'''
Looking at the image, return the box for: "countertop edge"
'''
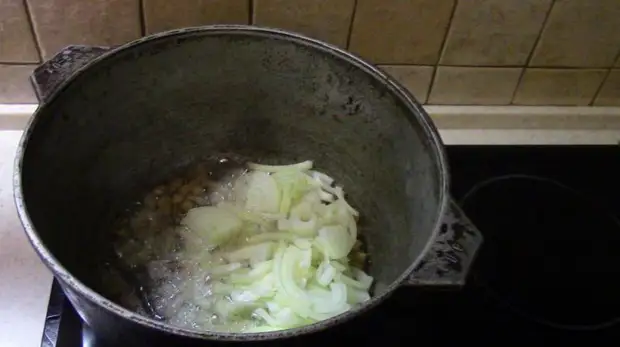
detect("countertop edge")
[2,104,620,144]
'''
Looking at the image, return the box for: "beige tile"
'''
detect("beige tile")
[349,0,454,64]
[27,0,141,59]
[513,69,607,106]
[0,65,36,103]
[427,67,521,105]
[379,65,433,103]
[594,70,620,106]
[144,0,249,34]
[254,0,354,47]
[441,0,551,66]
[0,0,39,62]
[530,0,620,67]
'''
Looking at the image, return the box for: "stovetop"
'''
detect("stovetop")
[41,145,620,346]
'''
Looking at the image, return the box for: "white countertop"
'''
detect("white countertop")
[0,131,53,347]
[1,127,619,346]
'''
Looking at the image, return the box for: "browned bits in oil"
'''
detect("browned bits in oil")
[110,159,371,317]
[157,195,172,215]
[188,196,204,205]
[204,180,218,190]
[350,251,367,269]
[190,185,204,196]
[172,193,184,205]
[115,227,129,238]
[144,192,158,210]
[181,200,194,213]
[350,239,368,269]
[179,184,192,195]
[190,163,208,178]
[170,178,183,191]
[129,211,147,230]
[153,186,166,196]
[128,210,163,238]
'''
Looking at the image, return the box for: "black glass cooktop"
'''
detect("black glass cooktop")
[40,145,620,346]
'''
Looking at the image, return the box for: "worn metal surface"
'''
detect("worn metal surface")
[30,45,109,102]
[16,26,480,345]
[409,200,482,286]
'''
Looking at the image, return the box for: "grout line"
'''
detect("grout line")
[590,69,612,106]
[509,0,556,104]
[249,0,254,25]
[436,0,459,66]
[420,68,432,103]
[524,0,556,67]
[375,63,613,70]
[526,64,613,70]
[590,48,620,106]
[426,65,440,104]
[138,0,147,36]
[426,0,459,103]
[387,63,523,68]
[0,62,41,66]
[344,0,358,50]
[389,64,609,70]
[22,0,43,62]
[435,0,458,66]
[377,64,435,68]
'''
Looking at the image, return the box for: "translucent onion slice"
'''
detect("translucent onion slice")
[181,206,243,247]
[177,160,373,332]
[248,160,313,173]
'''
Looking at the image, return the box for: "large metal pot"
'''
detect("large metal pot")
[15,26,482,346]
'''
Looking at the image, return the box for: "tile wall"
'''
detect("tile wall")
[1,0,620,107]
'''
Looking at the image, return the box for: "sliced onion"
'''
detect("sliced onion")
[177,161,373,332]
[315,225,354,260]
[223,242,275,264]
[181,206,243,247]
[248,160,313,173]
[243,171,281,213]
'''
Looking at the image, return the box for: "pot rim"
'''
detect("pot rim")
[13,24,450,341]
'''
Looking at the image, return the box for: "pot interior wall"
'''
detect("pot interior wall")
[20,30,444,298]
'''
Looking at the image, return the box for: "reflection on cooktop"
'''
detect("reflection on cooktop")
[460,174,620,330]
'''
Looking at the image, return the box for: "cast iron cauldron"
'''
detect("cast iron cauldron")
[15,26,482,346]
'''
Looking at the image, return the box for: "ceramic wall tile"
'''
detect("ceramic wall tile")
[441,0,551,66]
[144,0,249,34]
[349,0,454,64]
[428,67,521,105]
[254,0,354,47]
[0,0,39,62]
[0,65,36,103]
[513,68,607,105]
[379,65,434,103]
[530,0,620,67]
[594,70,620,106]
[27,0,141,59]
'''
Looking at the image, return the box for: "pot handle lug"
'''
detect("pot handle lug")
[406,199,483,287]
[31,45,110,103]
